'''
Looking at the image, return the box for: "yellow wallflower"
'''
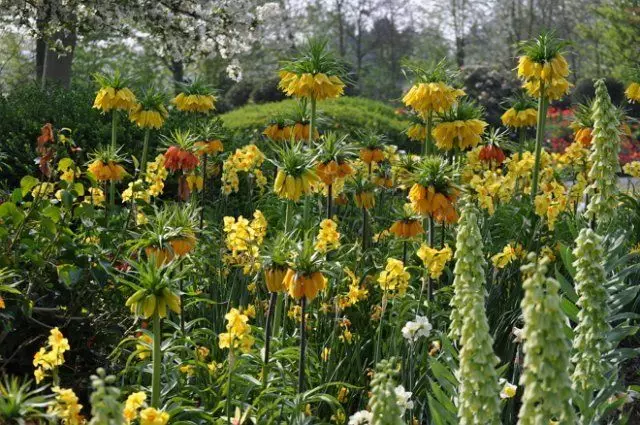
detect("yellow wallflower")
[123,391,147,424]
[377,258,410,296]
[625,82,640,103]
[534,180,568,230]
[623,161,640,178]
[491,244,521,269]
[33,328,70,383]
[315,219,341,253]
[139,407,170,425]
[417,244,453,279]
[218,308,254,353]
[50,387,84,425]
[222,144,265,194]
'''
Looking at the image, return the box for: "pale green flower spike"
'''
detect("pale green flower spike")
[449,199,486,341]
[518,254,576,425]
[369,359,405,425]
[572,228,611,395]
[89,368,125,425]
[585,79,621,228]
[452,200,501,425]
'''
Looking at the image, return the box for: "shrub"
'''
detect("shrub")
[223,80,254,109]
[250,77,285,104]
[463,66,520,127]
[572,77,625,105]
[0,82,143,187]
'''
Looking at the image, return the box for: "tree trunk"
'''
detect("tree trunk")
[41,30,77,88]
[455,36,465,67]
[171,60,184,91]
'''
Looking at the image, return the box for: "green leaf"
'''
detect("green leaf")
[57,264,82,287]
[20,175,39,196]
[42,205,62,223]
[73,182,85,196]
[0,202,24,224]
[57,157,75,171]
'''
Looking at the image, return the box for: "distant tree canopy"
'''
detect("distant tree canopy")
[0,0,638,107]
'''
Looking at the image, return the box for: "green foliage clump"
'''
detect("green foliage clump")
[571,228,611,394]
[518,255,576,425]
[585,79,621,229]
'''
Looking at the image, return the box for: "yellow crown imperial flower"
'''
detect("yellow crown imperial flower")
[93,86,137,113]
[171,92,216,113]
[402,82,465,115]
[129,104,168,129]
[284,269,327,301]
[501,107,537,128]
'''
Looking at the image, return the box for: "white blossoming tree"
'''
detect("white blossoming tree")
[0,0,280,86]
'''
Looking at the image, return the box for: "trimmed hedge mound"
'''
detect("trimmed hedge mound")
[220,97,413,146]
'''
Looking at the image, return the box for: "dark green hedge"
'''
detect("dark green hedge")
[220,97,413,146]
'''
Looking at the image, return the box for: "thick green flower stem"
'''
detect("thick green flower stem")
[424,112,434,156]
[298,297,307,393]
[226,347,235,425]
[309,97,317,145]
[518,127,526,157]
[263,292,278,386]
[151,310,162,408]
[402,240,408,264]
[179,278,185,335]
[272,292,284,338]
[109,111,118,213]
[427,216,434,301]
[362,207,368,249]
[530,88,549,204]
[141,128,151,175]
[200,153,208,229]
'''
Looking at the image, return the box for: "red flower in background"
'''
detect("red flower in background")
[36,123,55,177]
[479,144,506,165]
[164,146,199,172]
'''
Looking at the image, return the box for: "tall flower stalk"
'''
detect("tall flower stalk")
[516,33,571,204]
[122,259,182,408]
[129,87,168,173]
[92,71,137,213]
[282,237,326,393]
[572,228,611,422]
[518,254,576,424]
[585,79,621,229]
[401,59,464,156]
[278,38,346,146]
[449,200,501,424]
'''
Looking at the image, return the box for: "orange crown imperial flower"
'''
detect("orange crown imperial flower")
[284,269,327,301]
[389,219,424,238]
[88,160,126,182]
